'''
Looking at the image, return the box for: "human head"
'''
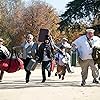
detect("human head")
[86,29,95,39]
[26,33,34,43]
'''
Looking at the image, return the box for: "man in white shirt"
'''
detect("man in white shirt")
[72,28,100,86]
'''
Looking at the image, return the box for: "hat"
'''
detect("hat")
[86,29,95,33]
[0,38,4,42]
[62,38,68,41]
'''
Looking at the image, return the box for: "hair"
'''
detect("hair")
[26,33,33,39]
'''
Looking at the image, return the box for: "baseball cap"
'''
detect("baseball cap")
[62,38,68,41]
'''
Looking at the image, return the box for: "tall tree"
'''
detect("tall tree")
[18,1,60,43]
[0,0,22,47]
[59,0,100,32]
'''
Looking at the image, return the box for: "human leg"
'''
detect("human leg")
[57,65,63,79]
[89,59,99,83]
[0,70,4,82]
[79,59,89,86]
[41,61,46,82]
[23,58,31,83]
[61,66,66,80]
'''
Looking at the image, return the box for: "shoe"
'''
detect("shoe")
[98,77,100,80]
[62,76,64,80]
[93,78,99,84]
[58,74,61,79]
[55,73,57,76]
[81,80,86,86]
[26,79,29,83]
[41,79,46,83]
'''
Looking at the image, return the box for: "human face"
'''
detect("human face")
[26,34,33,43]
[87,32,94,39]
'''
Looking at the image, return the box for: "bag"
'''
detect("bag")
[71,50,77,66]
[26,59,38,71]
[0,58,24,73]
[0,49,24,73]
[50,59,56,72]
[38,29,49,42]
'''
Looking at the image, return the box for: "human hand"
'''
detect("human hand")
[12,47,16,50]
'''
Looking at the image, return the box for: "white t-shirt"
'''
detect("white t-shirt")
[43,50,51,61]
[73,35,100,60]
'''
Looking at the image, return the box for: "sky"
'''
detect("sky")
[24,0,73,13]
[41,0,73,13]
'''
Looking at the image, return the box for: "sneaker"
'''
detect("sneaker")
[81,80,86,86]
[93,78,99,84]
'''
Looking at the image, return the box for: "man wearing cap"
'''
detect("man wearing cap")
[72,28,100,86]
[0,38,10,82]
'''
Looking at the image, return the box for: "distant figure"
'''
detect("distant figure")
[0,38,10,82]
[72,28,100,86]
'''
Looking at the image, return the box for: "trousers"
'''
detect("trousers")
[79,58,99,81]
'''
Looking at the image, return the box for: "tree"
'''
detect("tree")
[0,0,23,48]
[17,0,61,43]
[59,0,100,32]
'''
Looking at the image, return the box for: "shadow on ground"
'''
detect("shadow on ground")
[0,79,100,89]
